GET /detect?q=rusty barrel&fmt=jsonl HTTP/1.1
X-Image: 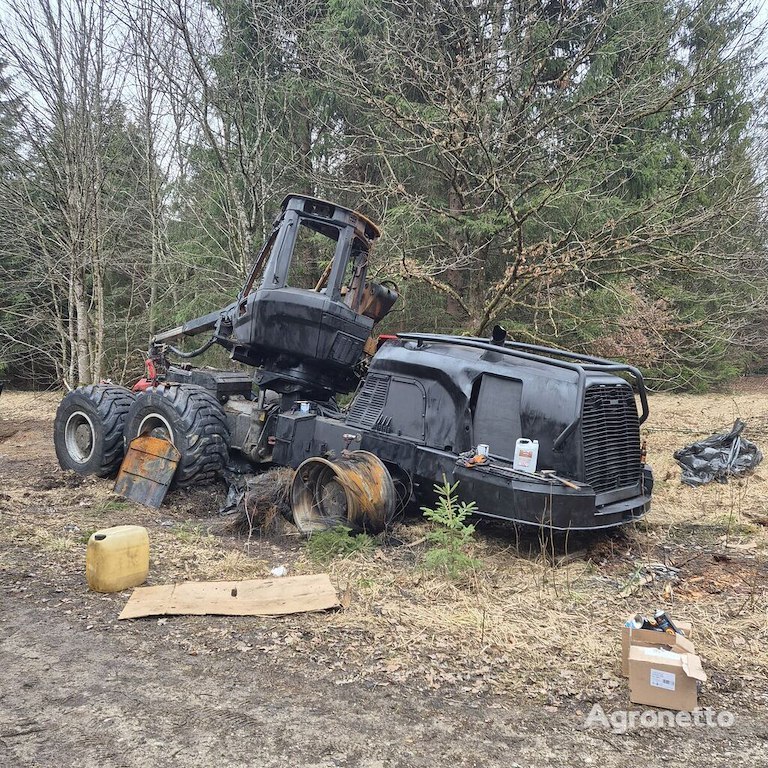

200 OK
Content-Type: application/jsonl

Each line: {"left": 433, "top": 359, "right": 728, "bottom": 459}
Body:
{"left": 291, "top": 451, "right": 395, "bottom": 535}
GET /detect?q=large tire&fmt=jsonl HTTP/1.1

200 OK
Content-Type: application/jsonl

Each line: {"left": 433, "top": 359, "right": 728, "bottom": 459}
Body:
{"left": 124, "top": 385, "right": 229, "bottom": 487}
{"left": 54, "top": 385, "right": 135, "bottom": 477}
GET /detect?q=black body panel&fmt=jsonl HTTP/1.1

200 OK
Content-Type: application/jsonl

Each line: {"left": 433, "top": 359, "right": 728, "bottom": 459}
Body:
{"left": 272, "top": 335, "right": 653, "bottom": 531}
{"left": 167, "top": 366, "right": 253, "bottom": 400}
{"left": 152, "top": 194, "right": 396, "bottom": 400}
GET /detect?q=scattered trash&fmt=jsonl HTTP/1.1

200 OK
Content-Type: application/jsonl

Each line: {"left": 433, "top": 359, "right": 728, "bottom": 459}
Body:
{"left": 674, "top": 419, "right": 762, "bottom": 486}
{"left": 624, "top": 610, "right": 684, "bottom": 634}
{"left": 618, "top": 562, "right": 679, "bottom": 598}
{"left": 621, "top": 612, "right": 704, "bottom": 710}
{"left": 270, "top": 565, "right": 287, "bottom": 577}
{"left": 622, "top": 613, "right": 692, "bottom": 676}
{"left": 618, "top": 571, "right": 653, "bottom": 598}
{"left": 218, "top": 478, "right": 243, "bottom": 515}
{"left": 645, "top": 561, "right": 680, "bottom": 580}
{"left": 118, "top": 573, "right": 340, "bottom": 619}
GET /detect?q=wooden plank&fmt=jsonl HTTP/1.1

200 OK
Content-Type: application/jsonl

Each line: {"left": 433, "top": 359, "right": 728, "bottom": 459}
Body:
{"left": 118, "top": 574, "right": 340, "bottom": 620}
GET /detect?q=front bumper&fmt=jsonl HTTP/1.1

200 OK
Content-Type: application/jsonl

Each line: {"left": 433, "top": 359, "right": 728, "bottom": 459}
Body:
{"left": 451, "top": 463, "right": 653, "bottom": 531}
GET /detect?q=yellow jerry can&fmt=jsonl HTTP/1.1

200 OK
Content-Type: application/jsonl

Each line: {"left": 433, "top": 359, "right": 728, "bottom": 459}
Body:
{"left": 86, "top": 525, "right": 149, "bottom": 593}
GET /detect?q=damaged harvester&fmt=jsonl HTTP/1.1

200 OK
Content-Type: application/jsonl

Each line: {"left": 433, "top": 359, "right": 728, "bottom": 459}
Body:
{"left": 54, "top": 195, "right": 653, "bottom": 534}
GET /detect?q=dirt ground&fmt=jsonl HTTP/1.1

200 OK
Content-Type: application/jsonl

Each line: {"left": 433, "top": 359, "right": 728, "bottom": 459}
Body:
{"left": 1, "top": 385, "right": 768, "bottom": 767}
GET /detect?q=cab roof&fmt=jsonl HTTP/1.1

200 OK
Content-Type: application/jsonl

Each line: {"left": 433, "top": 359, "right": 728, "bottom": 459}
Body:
{"left": 281, "top": 194, "right": 381, "bottom": 243}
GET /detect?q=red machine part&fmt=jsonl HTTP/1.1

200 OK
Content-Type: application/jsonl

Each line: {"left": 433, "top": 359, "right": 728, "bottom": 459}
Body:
{"left": 376, "top": 334, "right": 397, "bottom": 350}
{"left": 132, "top": 359, "right": 159, "bottom": 392}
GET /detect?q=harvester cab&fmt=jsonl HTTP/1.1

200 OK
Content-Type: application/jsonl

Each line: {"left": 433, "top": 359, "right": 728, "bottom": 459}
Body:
{"left": 151, "top": 194, "right": 398, "bottom": 399}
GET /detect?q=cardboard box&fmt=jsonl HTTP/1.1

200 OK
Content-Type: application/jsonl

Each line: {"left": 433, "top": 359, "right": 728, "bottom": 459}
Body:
{"left": 621, "top": 619, "right": 693, "bottom": 677}
{"left": 628, "top": 645, "right": 707, "bottom": 711}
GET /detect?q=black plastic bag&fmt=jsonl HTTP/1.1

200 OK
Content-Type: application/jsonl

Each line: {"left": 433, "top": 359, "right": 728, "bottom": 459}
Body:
{"left": 673, "top": 419, "right": 762, "bottom": 487}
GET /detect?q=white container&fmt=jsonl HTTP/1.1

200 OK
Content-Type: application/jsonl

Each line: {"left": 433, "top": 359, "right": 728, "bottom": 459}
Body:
{"left": 513, "top": 438, "right": 539, "bottom": 473}
{"left": 476, "top": 443, "right": 490, "bottom": 457}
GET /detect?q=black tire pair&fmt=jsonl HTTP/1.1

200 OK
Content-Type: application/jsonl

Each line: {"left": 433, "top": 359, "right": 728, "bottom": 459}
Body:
{"left": 53, "top": 384, "right": 228, "bottom": 486}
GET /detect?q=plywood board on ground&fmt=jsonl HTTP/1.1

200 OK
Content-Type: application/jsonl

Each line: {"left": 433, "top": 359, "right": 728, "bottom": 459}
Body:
{"left": 118, "top": 573, "right": 340, "bottom": 619}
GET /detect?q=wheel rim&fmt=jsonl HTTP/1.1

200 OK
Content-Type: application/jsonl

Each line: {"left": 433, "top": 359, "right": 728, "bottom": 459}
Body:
{"left": 137, "top": 413, "right": 176, "bottom": 444}
{"left": 64, "top": 411, "right": 96, "bottom": 464}
{"left": 314, "top": 469, "right": 348, "bottom": 524}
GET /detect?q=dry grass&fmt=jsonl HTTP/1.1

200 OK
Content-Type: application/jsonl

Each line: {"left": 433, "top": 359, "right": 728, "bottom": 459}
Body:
{"left": 31, "top": 527, "right": 79, "bottom": 552}
{"left": 309, "top": 527, "right": 767, "bottom": 700}
{"left": 1, "top": 387, "right": 767, "bottom": 711}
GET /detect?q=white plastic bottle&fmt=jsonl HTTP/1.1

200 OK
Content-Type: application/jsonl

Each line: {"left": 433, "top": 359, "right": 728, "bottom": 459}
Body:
{"left": 513, "top": 438, "right": 539, "bottom": 473}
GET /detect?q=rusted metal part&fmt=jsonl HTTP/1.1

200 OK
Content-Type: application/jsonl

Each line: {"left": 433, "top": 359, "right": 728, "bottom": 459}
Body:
{"left": 362, "top": 335, "right": 379, "bottom": 357}
{"left": 313, "top": 260, "right": 333, "bottom": 292}
{"left": 114, "top": 435, "right": 181, "bottom": 508}
{"left": 358, "top": 280, "right": 398, "bottom": 322}
{"left": 290, "top": 450, "right": 395, "bottom": 535}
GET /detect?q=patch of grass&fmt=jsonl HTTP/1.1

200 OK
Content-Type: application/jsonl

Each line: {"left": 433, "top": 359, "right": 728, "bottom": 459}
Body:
{"left": 32, "top": 528, "right": 77, "bottom": 552}
{"left": 174, "top": 521, "right": 214, "bottom": 546}
{"left": 421, "top": 477, "right": 480, "bottom": 580}
{"left": 565, "top": 590, "right": 591, "bottom": 605}
{"left": 305, "top": 525, "right": 375, "bottom": 564}
{"left": 209, "top": 551, "right": 268, "bottom": 580}
{"left": 718, "top": 515, "right": 760, "bottom": 537}
{"left": 99, "top": 498, "right": 128, "bottom": 513}
{"left": 79, "top": 529, "right": 98, "bottom": 544}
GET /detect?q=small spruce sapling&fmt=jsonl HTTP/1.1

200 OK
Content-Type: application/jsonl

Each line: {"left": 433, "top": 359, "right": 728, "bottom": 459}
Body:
{"left": 421, "top": 476, "right": 480, "bottom": 578}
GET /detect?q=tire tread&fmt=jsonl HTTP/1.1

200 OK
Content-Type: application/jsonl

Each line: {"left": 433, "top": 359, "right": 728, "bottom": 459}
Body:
{"left": 54, "top": 384, "right": 135, "bottom": 477}
{"left": 125, "top": 384, "right": 229, "bottom": 488}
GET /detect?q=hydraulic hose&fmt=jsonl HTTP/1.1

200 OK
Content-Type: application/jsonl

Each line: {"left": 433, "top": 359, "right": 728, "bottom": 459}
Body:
{"left": 168, "top": 336, "right": 216, "bottom": 359}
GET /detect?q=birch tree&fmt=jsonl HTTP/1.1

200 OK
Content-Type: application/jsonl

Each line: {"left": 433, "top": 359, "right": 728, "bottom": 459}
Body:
{"left": 0, "top": 0, "right": 151, "bottom": 386}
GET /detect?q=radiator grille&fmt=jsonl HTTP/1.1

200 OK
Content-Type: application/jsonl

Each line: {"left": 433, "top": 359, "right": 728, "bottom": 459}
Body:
{"left": 582, "top": 384, "right": 641, "bottom": 493}
{"left": 347, "top": 373, "right": 390, "bottom": 428}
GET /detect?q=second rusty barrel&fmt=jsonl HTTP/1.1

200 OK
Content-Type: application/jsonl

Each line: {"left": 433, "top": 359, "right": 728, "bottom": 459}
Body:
{"left": 290, "top": 450, "right": 396, "bottom": 535}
